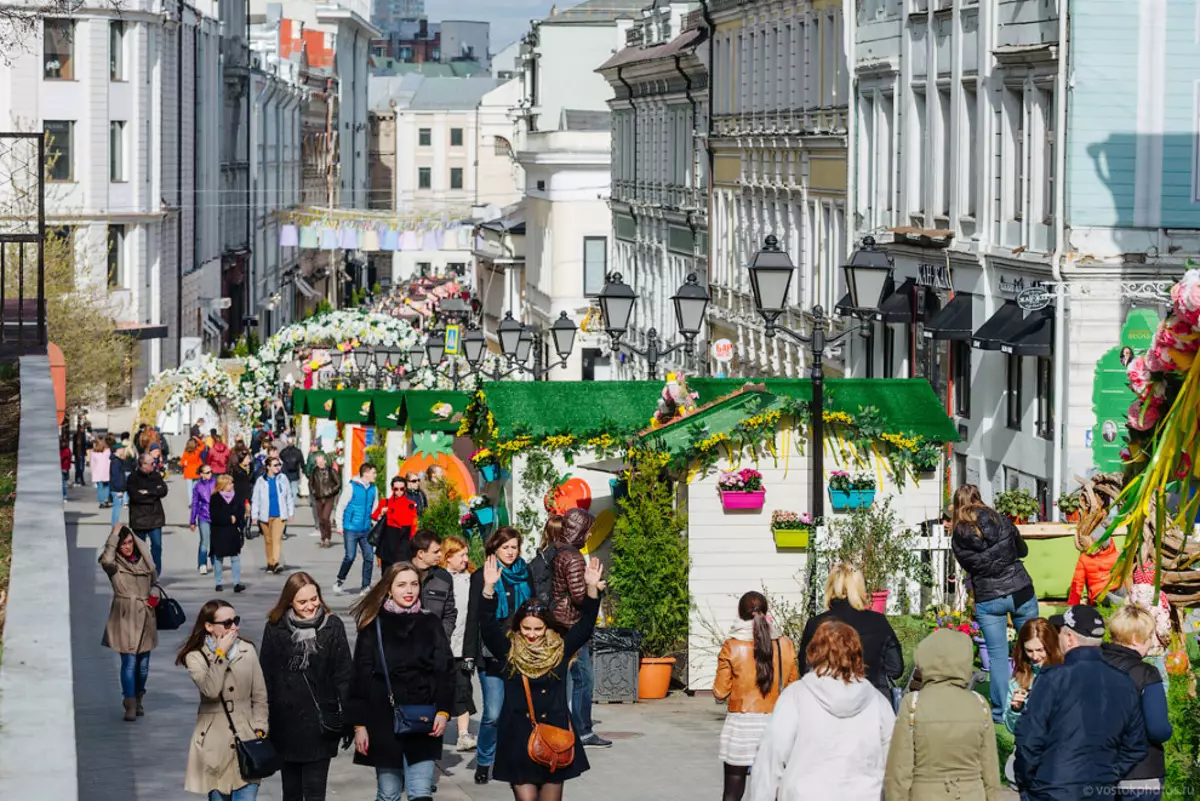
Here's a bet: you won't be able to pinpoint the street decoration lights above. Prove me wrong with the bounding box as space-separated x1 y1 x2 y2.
598 272 710 379
746 234 893 520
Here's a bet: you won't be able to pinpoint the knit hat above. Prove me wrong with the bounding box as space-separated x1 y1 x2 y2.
562 508 594 548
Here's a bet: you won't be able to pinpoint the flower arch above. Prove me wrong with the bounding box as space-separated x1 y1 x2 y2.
136 355 245 428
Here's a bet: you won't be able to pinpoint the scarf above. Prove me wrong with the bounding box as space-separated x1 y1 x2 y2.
495 558 533 620
205 635 239 660
506 628 566 679
383 597 422 614
218 489 235 503
284 608 328 672
728 616 781 642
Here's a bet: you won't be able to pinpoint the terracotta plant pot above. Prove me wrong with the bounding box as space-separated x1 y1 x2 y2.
637 656 676 700
869 590 890 614
1064 510 1081 523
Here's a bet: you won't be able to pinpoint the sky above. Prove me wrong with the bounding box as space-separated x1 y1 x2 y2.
427 0 559 51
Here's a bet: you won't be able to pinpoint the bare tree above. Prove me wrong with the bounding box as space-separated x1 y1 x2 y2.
0 0 123 61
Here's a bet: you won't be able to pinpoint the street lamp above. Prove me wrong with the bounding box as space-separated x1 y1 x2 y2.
407 343 426 371
497 312 524 358
493 312 579 380
462 326 486 367
425 331 445 365
746 235 892 520
598 272 711 379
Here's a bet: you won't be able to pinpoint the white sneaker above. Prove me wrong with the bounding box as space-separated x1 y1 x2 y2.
358 586 371 596
332 580 346 594
199 564 209 575
456 733 478 751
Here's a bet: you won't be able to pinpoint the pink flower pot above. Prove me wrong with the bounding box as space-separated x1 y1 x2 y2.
869 590 890 614
720 490 766 511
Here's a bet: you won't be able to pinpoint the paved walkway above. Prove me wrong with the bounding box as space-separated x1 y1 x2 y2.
66 475 728 801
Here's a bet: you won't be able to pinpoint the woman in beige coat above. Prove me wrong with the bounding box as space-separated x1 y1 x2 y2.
177 599 270 801
99 525 158 721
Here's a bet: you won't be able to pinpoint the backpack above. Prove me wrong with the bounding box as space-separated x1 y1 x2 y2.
529 545 565 606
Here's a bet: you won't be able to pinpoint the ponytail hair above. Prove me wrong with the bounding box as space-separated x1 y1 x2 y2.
738 591 774 696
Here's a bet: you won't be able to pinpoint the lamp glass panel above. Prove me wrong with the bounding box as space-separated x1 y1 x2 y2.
498 323 522 357
408 345 426 370
463 332 485 366
674 295 709 335
750 267 793 312
515 331 533 363
426 334 445 365
552 325 576 358
600 294 635 334
845 265 892 313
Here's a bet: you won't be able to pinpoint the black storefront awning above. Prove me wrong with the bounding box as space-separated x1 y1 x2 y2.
1000 307 1055 357
835 292 854 316
971 300 1024 350
875 277 918 323
922 292 973 341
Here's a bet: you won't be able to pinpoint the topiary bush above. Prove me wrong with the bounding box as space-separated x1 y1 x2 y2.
1165 673 1200 800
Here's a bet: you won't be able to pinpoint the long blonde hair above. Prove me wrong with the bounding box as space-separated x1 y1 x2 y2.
950 484 986 536
825 563 868 611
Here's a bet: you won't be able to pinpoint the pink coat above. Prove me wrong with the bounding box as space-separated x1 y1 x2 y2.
89 449 111 482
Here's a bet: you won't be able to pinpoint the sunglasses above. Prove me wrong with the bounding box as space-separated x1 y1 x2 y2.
212 616 241 629
200 471 212 476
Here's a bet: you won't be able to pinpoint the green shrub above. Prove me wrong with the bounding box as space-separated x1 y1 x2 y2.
1165 675 1200 800
419 478 464 542
828 497 930 601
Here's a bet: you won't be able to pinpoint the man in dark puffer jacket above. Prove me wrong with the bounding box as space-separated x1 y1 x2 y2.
556 508 611 749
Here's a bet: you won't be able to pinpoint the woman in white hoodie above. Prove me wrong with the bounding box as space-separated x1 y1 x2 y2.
749 619 895 801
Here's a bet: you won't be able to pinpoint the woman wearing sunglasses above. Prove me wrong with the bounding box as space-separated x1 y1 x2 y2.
178 600 269 801
191 464 217 575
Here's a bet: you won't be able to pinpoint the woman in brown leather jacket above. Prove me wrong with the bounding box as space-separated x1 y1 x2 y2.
713 591 799 801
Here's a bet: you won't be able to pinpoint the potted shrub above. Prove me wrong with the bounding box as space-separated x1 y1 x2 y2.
912 441 941 474
471 447 500 483
828 498 929 613
995 488 1040 524
718 468 765 511
771 510 815 548
828 470 877 511
609 459 690 700
1057 490 1081 523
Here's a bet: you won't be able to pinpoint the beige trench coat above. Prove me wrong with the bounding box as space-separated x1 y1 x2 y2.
99 529 158 654
184 642 270 795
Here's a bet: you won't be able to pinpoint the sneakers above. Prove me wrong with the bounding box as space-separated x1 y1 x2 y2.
234 584 246 593
199 564 209 575
332 580 346 594
580 733 613 748
456 733 478 752
358 586 371 596
214 584 223 592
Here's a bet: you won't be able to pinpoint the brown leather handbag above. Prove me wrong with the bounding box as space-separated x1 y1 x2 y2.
522 675 576 772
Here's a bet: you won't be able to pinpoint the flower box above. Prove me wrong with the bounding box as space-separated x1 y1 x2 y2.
772 527 810 548
479 463 499 483
474 506 495 527
829 488 876 511
720 490 766 511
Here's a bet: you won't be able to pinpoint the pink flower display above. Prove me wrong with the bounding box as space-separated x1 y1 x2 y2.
1146 344 1171 373
1127 354 1151 396
1127 398 1163 432
1170 269 1200 327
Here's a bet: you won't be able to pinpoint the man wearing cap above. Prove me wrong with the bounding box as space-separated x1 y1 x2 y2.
1014 605 1148 800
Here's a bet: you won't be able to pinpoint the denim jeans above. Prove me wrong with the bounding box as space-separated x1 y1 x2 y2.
75 460 85 485
186 478 196 504
975 590 1040 721
96 481 110 504
208 784 259 801
476 669 506 767
134 528 163 575
197 520 211 567
111 492 126 526
213 555 241 587
376 759 435 801
61 470 68 498
336 529 373 590
566 641 595 736
119 652 150 699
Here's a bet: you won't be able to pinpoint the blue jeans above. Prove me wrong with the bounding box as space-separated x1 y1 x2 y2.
477 669 505 767
110 492 125 525
96 481 110 504
976 590 1040 721
186 478 196 504
376 759 436 801
567 642 595 736
61 470 68 498
196 520 211 567
336 529 373 590
213 555 241 587
135 528 163 575
207 784 259 801
119 652 150 699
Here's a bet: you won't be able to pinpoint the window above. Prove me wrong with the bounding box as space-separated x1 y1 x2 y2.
1035 356 1053 439
44 19 74 80
107 224 125 288
48 226 75 288
880 92 895 216
937 86 951 217
1006 354 1023 430
909 86 927 217
450 127 463 147
44 120 73 181
1004 88 1025 221
882 325 896 378
446 262 466 276
110 21 125 81
416 262 431 276
1039 88 1055 224
952 339 971 417
417 167 431 189
418 128 431 146
110 121 126 181
449 167 463 190
962 83 978 217
583 237 606 297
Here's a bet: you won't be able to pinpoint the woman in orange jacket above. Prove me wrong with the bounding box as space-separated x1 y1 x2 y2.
1067 537 1119 605
179 438 205 507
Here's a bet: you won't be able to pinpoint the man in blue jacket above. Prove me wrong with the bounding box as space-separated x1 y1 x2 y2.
333 462 378 595
1015 605 1149 800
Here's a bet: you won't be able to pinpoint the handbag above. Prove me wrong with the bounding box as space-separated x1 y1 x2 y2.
367 515 388 549
302 672 345 736
523 675 575 773
218 670 281 781
152 584 187 631
374 618 437 735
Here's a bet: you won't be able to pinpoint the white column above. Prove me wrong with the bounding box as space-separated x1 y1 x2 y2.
342 423 357 493
298 414 312 497
385 429 407 480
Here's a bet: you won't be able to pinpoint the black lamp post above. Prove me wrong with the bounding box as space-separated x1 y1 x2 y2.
482 311 579 381
747 235 893 520
599 272 710 379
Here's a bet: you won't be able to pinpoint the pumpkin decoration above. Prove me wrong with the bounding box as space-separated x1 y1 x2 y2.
544 474 593 515
1166 632 1191 677
399 431 476 502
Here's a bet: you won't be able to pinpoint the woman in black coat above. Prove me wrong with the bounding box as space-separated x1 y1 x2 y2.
209 475 247 593
478 552 604 799
230 447 255 505
259 572 353 801
349 562 455 801
799 563 904 703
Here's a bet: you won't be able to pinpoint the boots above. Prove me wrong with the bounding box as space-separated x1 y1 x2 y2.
122 698 137 721
136 692 145 716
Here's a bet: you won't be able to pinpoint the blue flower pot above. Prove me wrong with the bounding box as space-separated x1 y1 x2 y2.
829 488 876 511
475 506 495 527
480 464 498 482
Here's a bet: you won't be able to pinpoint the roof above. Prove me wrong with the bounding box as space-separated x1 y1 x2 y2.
597 27 706 71
561 109 611 131
546 0 645 23
408 76 501 109
369 59 488 78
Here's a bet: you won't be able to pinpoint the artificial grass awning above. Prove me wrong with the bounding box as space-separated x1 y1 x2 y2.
332 391 376 424
401 390 472 432
479 380 667 439
292 389 337 418
373 391 406 429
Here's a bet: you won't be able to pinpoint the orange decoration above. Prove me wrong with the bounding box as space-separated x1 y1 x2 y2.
399 431 476 502
544 476 593 514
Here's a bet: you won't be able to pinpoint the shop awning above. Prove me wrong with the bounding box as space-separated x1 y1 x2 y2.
114 322 169 341
971 301 1024 350
875 277 918 323
922 293 973 341
1000 308 1055 357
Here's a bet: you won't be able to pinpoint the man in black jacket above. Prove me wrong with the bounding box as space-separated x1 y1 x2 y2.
126 453 168 573
410 529 457 642
277 435 305 527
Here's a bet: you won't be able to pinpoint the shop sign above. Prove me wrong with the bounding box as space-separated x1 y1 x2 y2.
1016 286 1054 312
998 275 1049 295
918 263 953 291
711 338 734 363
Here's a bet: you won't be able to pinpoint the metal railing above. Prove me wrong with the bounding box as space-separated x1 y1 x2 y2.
0 132 46 355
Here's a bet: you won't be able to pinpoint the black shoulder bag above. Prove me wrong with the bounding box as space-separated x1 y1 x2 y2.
153 584 187 631
302 671 345 736
216 658 281 781
374 617 437 735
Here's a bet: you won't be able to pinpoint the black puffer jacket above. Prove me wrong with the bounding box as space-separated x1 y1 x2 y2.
799 598 904 699
125 468 168 531
951 507 1033 602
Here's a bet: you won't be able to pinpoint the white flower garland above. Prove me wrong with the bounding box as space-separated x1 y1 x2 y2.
139 354 243 425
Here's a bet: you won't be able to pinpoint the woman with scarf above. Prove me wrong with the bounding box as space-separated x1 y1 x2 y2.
210 474 247 593
348 562 455 801
260 572 353 801
464 527 535 785
99 525 158 721
190 463 216 575
478 552 605 801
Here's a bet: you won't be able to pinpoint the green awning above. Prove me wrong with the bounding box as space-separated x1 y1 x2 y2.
642 389 780 454
373 391 406 429
332 391 375 424
480 380 667 439
291 389 310 416
401 390 473 432
293 389 337 418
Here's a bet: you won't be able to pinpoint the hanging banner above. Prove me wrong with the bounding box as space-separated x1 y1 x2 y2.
1091 308 1159 472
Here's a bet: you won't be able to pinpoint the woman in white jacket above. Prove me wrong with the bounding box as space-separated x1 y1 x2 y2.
249 456 294 574
749 619 895 801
